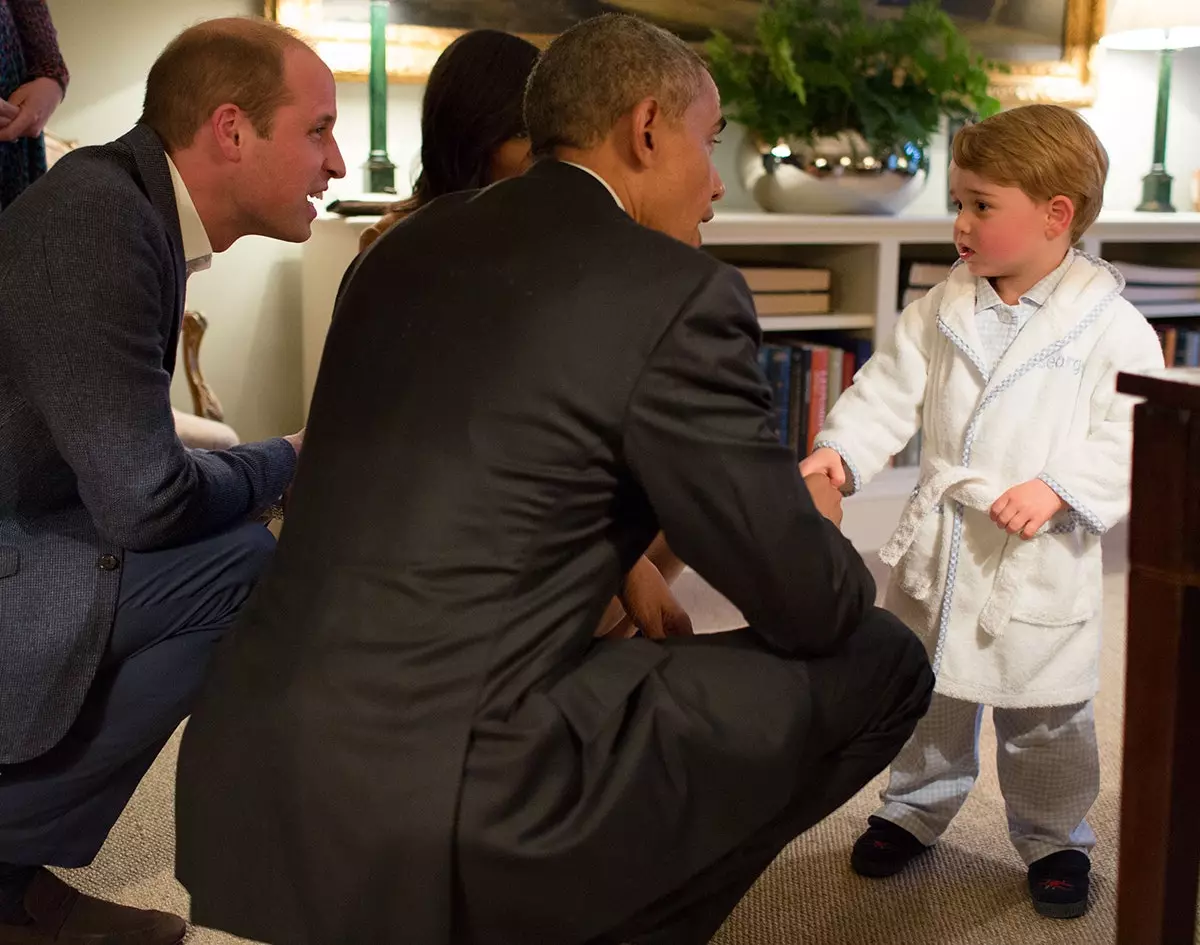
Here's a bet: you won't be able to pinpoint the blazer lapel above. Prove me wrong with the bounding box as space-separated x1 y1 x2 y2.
119 124 186 375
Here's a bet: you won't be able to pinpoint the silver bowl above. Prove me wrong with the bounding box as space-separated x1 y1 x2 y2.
738 131 929 215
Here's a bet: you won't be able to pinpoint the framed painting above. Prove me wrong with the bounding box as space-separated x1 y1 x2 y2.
868 0 1106 107
266 0 1104 106
264 1 757 80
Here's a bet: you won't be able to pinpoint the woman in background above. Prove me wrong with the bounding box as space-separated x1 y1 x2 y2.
0 0 69 210
359 29 539 251
359 28 690 641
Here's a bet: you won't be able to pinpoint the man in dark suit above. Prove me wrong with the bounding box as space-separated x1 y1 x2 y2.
0 17 345 945
176 13 933 945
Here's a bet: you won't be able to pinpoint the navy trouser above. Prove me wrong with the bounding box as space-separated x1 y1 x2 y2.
0 522 275 866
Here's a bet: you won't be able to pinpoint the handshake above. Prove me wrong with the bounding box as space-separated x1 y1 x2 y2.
801 446 1067 541
798 446 847 528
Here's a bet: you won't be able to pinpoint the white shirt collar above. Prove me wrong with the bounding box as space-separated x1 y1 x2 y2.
560 161 626 212
975 249 1074 315
165 153 213 276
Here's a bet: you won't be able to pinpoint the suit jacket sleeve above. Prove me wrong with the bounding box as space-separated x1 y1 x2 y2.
622 265 875 657
9 0 69 93
5 200 295 551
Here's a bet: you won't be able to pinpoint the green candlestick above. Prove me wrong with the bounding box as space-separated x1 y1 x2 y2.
365 0 396 194
1138 47 1175 212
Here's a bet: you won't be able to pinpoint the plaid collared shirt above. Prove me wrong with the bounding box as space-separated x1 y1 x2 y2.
974 250 1075 373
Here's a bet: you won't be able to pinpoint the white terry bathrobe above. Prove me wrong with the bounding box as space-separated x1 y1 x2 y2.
816 252 1163 709
814 252 1164 858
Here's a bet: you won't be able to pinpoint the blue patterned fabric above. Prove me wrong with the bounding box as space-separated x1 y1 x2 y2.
0 0 68 210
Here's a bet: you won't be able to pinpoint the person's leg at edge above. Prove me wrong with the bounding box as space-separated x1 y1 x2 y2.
0 522 275 941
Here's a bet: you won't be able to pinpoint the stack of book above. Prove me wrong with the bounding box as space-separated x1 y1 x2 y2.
756 334 872 459
1112 262 1200 366
1113 261 1200 319
898 261 950 310
740 267 833 317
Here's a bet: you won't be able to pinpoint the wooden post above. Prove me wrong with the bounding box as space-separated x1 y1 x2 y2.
1114 368 1200 945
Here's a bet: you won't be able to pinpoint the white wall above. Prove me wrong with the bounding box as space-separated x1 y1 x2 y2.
44 0 1200 439
45 0 426 443
1082 43 1200 213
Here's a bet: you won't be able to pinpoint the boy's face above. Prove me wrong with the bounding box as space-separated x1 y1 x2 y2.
949 164 1070 285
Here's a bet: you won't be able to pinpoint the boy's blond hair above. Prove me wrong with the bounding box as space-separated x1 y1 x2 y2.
952 104 1108 243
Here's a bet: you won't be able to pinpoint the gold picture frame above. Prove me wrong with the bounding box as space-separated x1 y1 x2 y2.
264 0 548 83
984 0 1106 108
266 0 1105 107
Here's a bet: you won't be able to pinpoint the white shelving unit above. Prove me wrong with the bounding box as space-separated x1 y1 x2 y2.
301 209 1200 551
756 314 875 331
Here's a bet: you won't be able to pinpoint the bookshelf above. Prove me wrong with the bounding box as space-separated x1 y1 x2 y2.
753 314 874 330
301 210 1200 552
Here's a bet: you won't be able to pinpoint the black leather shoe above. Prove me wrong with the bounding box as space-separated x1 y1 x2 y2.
0 869 186 944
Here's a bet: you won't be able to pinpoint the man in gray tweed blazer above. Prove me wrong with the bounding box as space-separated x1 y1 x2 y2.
0 17 344 944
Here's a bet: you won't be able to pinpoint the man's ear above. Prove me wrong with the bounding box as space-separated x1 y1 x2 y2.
629 96 661 169
209 103 247 162
1046 194 1075 241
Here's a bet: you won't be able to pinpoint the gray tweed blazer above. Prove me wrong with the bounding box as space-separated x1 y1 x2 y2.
0 124 296 765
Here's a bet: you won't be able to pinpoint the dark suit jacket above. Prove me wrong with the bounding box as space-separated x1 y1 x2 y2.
0 124 295 764
175 160 875 944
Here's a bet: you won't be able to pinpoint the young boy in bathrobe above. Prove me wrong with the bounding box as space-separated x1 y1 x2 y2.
799 104 1164 919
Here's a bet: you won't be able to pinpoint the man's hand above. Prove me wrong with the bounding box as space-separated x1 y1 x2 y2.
0 78 64 143
805 473 843 528
990 479 1066 540
600 555 693 641
799 446 846 489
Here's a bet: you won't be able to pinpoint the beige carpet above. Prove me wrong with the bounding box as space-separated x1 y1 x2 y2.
55 562 1196 944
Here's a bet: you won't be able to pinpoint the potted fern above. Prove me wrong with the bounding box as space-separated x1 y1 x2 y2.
706 0 1001 214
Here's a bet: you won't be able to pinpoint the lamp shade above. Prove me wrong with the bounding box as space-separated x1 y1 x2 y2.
1102 0 1200 50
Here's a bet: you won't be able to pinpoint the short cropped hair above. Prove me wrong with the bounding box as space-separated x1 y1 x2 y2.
524 13 708 158
952 104 1108 243
140 17 311 150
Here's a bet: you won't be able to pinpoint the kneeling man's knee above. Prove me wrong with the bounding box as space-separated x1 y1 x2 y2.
223 522 277 586
843 607 933 719
863 607 930 685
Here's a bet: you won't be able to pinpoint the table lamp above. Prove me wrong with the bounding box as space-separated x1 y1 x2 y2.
364 0 396 194
1100 1 1200 212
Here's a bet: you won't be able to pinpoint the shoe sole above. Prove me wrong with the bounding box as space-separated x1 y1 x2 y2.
851 849 927 879
1033 899 1087 919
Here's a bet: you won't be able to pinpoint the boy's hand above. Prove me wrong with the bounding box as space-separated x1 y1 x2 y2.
990 479 1066 540
799 447 846 489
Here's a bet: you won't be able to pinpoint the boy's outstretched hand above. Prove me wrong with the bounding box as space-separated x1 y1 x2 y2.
990 479 1066 540
799 446 846 489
